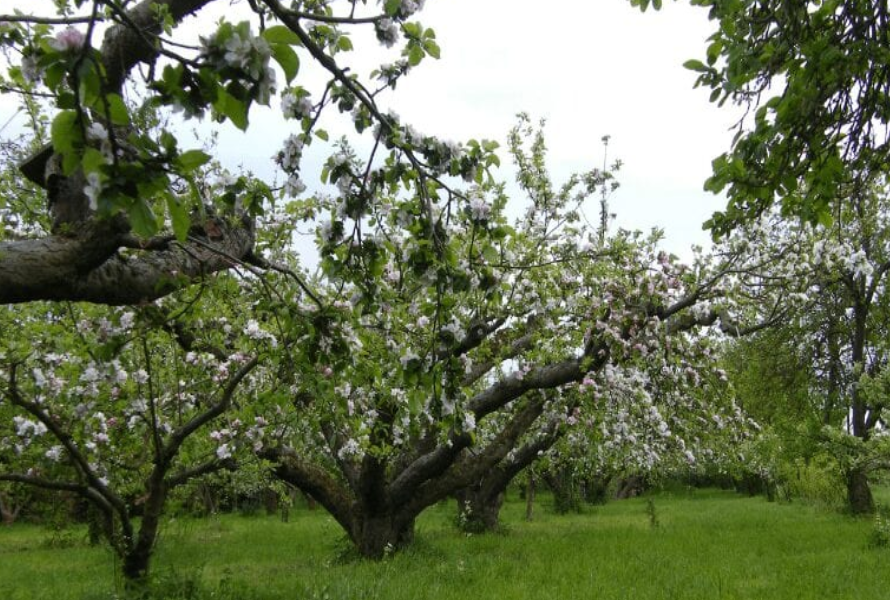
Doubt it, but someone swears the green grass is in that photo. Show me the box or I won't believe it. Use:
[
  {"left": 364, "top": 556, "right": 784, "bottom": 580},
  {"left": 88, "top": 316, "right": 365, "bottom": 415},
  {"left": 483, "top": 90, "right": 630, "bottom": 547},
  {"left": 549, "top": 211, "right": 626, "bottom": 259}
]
[{"left": 1, "top": 488, "right": 889, "bottom": 599}]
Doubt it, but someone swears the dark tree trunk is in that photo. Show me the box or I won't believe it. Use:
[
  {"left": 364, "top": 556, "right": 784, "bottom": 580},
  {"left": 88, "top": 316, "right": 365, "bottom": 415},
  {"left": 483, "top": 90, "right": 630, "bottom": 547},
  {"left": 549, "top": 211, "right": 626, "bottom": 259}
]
[
  {"left": 352, "top": 513, "right": 415, "bottom": 559},
  {"left": 615, "top": 475, "right": 647, "bottom": 500},
  {"left": 525, "top": 474, "right": 536, "bottom": 521},
  {"left": 582, "top": 474, "right": 612, "bottom": 505},
  {"left": 455, "top": 484, "right": 505, "bottom": 533},
  {"left": 544, "top": 468, "right": 581, "bottom": 513},
  {"left": 121, "top": 484, "right": 166, "bottom": 582},
  {"left": 846, "top": 467, "right": 874, "bottom": 515},
  {"left": 0, "top": 492, "right": 21, "bottom": 525}
]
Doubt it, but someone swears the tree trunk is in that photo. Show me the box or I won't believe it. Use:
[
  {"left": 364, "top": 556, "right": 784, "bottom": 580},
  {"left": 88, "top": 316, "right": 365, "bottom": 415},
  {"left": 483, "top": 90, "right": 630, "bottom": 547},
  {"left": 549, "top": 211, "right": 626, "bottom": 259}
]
[
  {"left": 0, "top": 492, "right": 21, "bottom": 525},
  {"left": 846, "top": 467, "right": 874, "bottom": 515},
  {"left": 582, "top": 475, "right": 612, "bottom": 505},
  {"left": 544, "top": 468, "right": 581, "bottom": 513},
  {"left": 525, "top": 474, "right": 536, "bottom": 521},
  {"left": 121, "top": 482, "right": 166, "bottom": 581},
  {"left": 353, "top": 513, "right": 415, "bottom": 559},
  {"left": 615, "top": 475, "right": 646, "bottom": 500},
  {"left": 455, "top": 484, "right": 505, "bottom": 533}
]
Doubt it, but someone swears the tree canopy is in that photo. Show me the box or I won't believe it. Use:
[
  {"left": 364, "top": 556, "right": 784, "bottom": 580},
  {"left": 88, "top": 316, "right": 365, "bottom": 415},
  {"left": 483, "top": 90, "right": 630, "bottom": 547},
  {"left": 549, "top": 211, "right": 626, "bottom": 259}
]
[{"left": 632, "top": 0, "right": 890, "bottom": 234}]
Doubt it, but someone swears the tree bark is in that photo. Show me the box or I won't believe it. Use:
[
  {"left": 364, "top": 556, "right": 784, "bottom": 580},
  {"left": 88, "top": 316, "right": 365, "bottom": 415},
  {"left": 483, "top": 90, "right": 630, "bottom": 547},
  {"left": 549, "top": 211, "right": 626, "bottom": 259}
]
[
  {"left": 846, "top": 466, "right": 874, "bottom": 515},
  {"left": 4, "top": 0, "right": 258, "bottom": 306},
  {"left": 456, "top": 484, "right": 505, "bottom": 533},
  {"left": 0, "top": 214, "right": 255, "bottom": 304},
  {"left": 352, "top": 512, "right": 415, "bottom": 559},
  {"left": 525, "top": 474, "right": 536, "bottom": 521}
]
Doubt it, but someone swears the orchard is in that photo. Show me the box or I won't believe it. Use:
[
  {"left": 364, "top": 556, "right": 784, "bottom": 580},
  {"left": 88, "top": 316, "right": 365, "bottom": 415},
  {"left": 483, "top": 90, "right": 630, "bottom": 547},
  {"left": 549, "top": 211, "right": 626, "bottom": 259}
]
[{"left": 1, "top": 0, "right": 890, "bottom": 595}]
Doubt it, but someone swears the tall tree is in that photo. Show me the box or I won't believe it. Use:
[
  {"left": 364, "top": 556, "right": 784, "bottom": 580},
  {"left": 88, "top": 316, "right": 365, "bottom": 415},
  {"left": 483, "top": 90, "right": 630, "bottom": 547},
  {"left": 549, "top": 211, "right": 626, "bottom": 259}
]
[{"left": 631, "top": 0, "right": 890, "bottom": 234}]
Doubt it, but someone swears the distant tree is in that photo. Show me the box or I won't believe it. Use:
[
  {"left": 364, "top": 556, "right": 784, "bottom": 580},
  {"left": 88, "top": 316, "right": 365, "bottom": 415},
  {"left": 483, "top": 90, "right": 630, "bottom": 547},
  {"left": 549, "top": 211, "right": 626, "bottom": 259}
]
[{"left": 717, "top": 188, "right": 890, "bottom": 513}]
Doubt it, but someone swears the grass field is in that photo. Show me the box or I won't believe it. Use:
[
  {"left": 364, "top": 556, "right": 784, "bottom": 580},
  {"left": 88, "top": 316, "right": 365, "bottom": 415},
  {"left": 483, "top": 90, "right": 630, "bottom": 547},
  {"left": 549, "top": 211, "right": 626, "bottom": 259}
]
[{"left": 1, "top": 488, "right": 888, "bottom": 599}]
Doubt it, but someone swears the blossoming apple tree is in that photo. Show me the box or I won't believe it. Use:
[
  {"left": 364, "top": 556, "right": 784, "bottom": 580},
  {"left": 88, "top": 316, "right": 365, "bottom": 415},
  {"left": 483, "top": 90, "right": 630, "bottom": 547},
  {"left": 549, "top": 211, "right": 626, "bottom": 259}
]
[
  {"left": 245, "top": 116, "right": 777, "bottom": 557},
  {"left": 0, "top": 0, "right": 788, "bottom": 572},
  {"left": 0, "top": 292, "right": 270, "bottom": 580},
  {"left": 718, "top": 187, "right": 890, "bottom": 513}
]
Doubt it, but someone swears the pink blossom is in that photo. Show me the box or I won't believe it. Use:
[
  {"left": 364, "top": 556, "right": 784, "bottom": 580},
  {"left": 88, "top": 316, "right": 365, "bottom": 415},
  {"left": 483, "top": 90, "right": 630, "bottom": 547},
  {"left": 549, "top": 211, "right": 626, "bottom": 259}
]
[{"left": 50, "top": 27, "right": 85, "bottom": 53}]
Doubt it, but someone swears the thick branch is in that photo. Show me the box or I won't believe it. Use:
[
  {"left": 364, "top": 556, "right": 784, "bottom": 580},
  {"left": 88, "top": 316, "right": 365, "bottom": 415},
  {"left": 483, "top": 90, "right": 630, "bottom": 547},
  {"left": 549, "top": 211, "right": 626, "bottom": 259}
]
[
  {"left": 261, "top": 446, "right": 354, "bottom": 535},
  {"left": 468, "top": 358, "right": 583, "bottom": 420},
  {"left": 404, "top": 395, "right": 548, "bottom": 516},
  {"left": 386, "top": 431, "right": 472, "bottom": 508},
  {"left": 100, "top": 0, "right": 214, "bottom": 95},
  {"left": 166, "top": 457, "right": 236, "bottom": 489},
  {"left": 0, "top": 215, "right": 255, "bottom": 305}
]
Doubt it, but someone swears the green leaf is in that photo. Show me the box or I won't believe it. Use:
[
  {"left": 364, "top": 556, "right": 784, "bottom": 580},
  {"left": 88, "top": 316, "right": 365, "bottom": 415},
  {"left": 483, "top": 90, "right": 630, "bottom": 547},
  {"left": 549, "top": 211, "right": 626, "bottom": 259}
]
[
  {"left": 261, "top": 25, "right": 302, "bottom": 46},
  {"left": 166, "top": 194, "right": 191, "bottom": 242},
  {"left": 77, "top": 61, "right": 101, "bottom": 106},
  {"left": 271, "top": 43, "right": 300, "bottom": 84},
  {"left": 482, "top": 245, "right": 499, "bottom": 263},
  {"left": 81, "top": 147, "right": 106, "bottom": 175},
  {"left": 129, "top": 198, "right": 159, "bottom": 238},
  {"left": 176, "top": 149, "right": 212, "bottom": 172},
  {"left": 683, "top": 59, "right": 708, "bottom": 72},
  {"left": 214, "top": 88, "right": 249, "bottom": 130},
  {"left": 337, "top": 36, "right": 354, "bottom": 52},
  {"left": 384, "top": 0, "right": 401, "bottom": 16},
  {"left": 407, "top": 44, "right": 424, "bottom": 66},
  {"left": 51, "top": 110, "right": 80, "bottom": 153},
  {"left": 315, "top": 129, "right": 329, "bottom": 142},
  {"left": 105, "top": 93, "right": 130, "bottom": 126},
  {"left": 422, "top": 39, "right": 440, "bottom": 59}
]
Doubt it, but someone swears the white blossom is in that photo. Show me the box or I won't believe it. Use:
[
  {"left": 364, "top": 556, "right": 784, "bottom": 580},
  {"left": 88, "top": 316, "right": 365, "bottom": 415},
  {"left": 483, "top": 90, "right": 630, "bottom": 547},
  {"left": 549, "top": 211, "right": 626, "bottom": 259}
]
[{"left": 375, "top": 18, "right": 399, "bottom": 47}]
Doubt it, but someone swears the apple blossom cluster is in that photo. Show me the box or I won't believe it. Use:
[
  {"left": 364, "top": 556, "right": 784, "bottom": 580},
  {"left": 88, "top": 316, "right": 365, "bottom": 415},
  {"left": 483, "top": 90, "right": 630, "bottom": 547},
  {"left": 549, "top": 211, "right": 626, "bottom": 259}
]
[
  {"left": 280, "top": 89, "right": 314, "bottom": 121},
  {"left": 49, "top": 26, "right": 85, "bottom": 53},
  {"left": 274, "top": 134, "right": 308, "bottom": 198},
  {"left": 200, "top": 22, "right": 276, "bottom": 104},
  {"left": 374, "top": 18, "right": 400, "bottom": 47},
  {"left": 244, "top": 320, "right": 279, "bottom": 347}
]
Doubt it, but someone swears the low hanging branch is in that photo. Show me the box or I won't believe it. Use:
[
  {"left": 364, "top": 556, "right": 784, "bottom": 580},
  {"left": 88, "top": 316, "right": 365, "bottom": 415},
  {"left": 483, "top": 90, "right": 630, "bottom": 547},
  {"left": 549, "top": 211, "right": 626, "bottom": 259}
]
[{"left": 0, "top": 214, "right": 255, "bottom": 304}]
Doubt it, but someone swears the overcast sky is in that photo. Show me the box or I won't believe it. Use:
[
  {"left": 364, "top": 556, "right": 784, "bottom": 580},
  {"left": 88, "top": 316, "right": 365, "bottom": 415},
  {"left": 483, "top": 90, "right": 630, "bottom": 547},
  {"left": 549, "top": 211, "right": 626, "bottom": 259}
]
[{"left": 2, "top": 0, "right": 740, "bottom": 256}]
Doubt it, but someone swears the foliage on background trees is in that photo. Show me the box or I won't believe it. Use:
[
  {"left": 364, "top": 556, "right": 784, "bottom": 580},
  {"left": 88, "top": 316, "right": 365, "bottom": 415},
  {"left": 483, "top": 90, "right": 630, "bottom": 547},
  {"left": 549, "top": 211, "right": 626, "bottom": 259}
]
[{"left": 718, "top": 186, "right": 890, "bottom": 513}]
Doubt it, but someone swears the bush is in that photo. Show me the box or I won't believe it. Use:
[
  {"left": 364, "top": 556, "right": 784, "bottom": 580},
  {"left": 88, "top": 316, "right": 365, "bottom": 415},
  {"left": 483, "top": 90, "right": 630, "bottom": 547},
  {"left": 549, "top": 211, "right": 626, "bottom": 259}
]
[{"left": 777, "top": 455, "right": 846, "bottom": 509}]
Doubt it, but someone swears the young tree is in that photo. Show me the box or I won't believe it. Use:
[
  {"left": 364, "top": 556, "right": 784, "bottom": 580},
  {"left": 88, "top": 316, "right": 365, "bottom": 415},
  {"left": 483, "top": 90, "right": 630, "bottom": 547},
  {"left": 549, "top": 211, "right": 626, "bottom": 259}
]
[{"left": 0, "top": 295, "right": 267, "bottom": 581}]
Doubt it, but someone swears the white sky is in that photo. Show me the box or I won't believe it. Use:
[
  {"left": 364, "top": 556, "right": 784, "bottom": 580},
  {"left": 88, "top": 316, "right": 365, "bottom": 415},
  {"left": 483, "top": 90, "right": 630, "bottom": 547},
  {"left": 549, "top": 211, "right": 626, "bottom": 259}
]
[{"left": 1, "top": 0, "right": 739, "bottom": 256}]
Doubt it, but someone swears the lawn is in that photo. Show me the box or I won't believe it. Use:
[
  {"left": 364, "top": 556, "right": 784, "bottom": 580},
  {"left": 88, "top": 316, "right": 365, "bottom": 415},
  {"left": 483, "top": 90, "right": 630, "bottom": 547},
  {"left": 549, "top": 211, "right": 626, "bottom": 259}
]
[{"left": 1, "top": 488, "right": 888, "bottom": 599}]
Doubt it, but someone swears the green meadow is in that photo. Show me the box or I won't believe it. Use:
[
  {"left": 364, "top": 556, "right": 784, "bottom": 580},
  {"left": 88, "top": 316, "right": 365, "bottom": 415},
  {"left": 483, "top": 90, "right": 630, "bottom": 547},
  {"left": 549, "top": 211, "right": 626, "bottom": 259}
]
[{"left": 1, "top": 488, "right": 888, "bottom": 600}]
